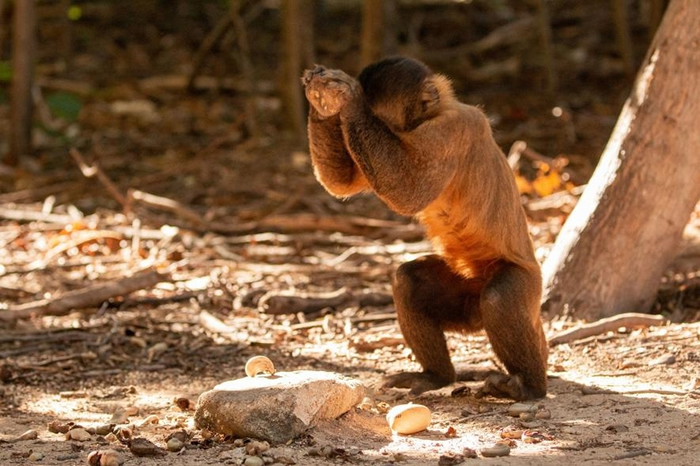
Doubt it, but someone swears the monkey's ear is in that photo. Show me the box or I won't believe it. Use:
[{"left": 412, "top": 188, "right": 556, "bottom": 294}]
[{"left": 421, "top": 79, "right": 440, "bottom": 112}]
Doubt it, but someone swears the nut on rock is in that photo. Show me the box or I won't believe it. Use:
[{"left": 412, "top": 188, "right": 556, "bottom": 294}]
[{"left": 245, "top": 356, "right": 276, "bottom": 377}]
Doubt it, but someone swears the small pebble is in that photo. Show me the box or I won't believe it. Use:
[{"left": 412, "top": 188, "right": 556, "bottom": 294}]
[
  {"left": 243, "top": 456, "right": 265, "bottom": 466},
  {"left": 17, "top": 429, "right": 39, "bottom": 441},
  {"left": 500, "top": 426, "right": 524, "bottom": 439},
  {"left": 95, "top": 424, "right": 113, "bottom": 436},
  {"left": 507, "top": 403, "right": 537, "bottom": 417},
  {"left": 606, "top": 424, "right": 629, "bottom": 433},
  {"left": 87, "top": 449, "right": 123, "bottom": 466},
  {"left": 522, "top": 430, "right": 548, "bottom": 443},
  {"left": 437, "top": 453, "right": 464, "bottom": 465},
  {"left": 128, "top": 437, "right": 166, "bottom": 457},
  {"left": 480, "top": 442, "right": 511, "bottom": 458},
  {"left": 28, "top": 451, "right": 44, "bottom": 461},
  {"left": 167, "top": 437, "right": 184, "bottom": 452},
  {"left": 48, "top": 421, "right": 73, "bottom": 434},
  {"left": 138, "top": 415, "right": 160, "bottom": 428},
  {"left": 535, "top": 409, "right": 552, "bottom": 420},
  {"left": 245, "top": 440, "right": 270, "bottom": 456},
  {"left": 67, "top": 428, "right": 92, "bottom": 442},
  {"left": 648, "top": 354, "right": 676, "bottom": 366}
]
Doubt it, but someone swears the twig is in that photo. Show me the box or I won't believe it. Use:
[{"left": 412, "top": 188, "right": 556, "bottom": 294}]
[
  {"left": 70, "top": 148, "right": 127, "bottom": 205},
  {"left": 350, "top": 335, "right": 404, "bottom": 352},
  {"left": 1, "top": 268, "right": 169, "bottom": 321},
  {"left": 0, "top": 206, "right": 80, "bottom": 224},
  {"left": 583, "top": 386, "right": 687, "bottom": 397},
  {"left": 198, "top": 310, "right": 244, "bottom": 343},
  {"left": 128, "top": 189, "right": 205, "bottom": 226},
  {"left": 612, "top": 449, "right": 651, "bottom": 460},
  {"left": 549, "top": 313, "right": 668, "bottom": 346}
]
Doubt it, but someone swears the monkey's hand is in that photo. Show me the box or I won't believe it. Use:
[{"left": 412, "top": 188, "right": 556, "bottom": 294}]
[{"left": 302, "top": 66, "right": 359, "bottom": 118}]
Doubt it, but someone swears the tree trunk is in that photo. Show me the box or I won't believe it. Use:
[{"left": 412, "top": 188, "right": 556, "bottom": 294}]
[
  {"left": 7, "top": 0, "right": 36, "bottom": 166},
  {"left": 541, "top": 0, "right": 700, "bottom": 321},
  {"left": 359, "top": 0, "right": 396, "bottom": 68},
  {"left": 280, "top": 0, "right": 313, "bottom": 142}
]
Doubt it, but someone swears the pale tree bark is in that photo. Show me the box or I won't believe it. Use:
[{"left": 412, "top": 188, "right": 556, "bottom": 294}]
[
  {"left": 7, "top": 0, "right": 36, "bottom": 166},
  {"left": 541, "top": 0, "right": 700, "bottom": 321}
]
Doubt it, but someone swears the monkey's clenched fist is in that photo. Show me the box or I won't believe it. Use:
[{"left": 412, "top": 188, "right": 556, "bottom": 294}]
[{"left": 302, "top": 66, "right": 359, "bottom": 118}]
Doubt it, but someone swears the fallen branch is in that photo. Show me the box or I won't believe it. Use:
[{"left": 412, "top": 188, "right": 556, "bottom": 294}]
[
  {"left": 259, "top": 288, "right": 353, "bottom": 315},
  {"left": 70, "top": 148, "right": 127, "bottom": 205},
  {"left": 350, "top": 335, "right": 404, "bottom": 352},
  {"left": 259, "top": 288, "right": 393, "bottom": 315},
  {"left": 548, "top": 312, "right": 668, "bottom": 346},
  {"left": 0, "top": 206, "right": 79, "bottom": 224},
  {"left": 207, "top": 213, "right": 422, "bottom": 238},
  {"left": 1, "top": 268, "right": 169, "bottom": 321},
  {"left": 581, "top": 386, "right": 689, "bottom": 396}
]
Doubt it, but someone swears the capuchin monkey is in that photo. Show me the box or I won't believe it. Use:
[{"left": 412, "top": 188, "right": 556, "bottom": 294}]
[{"left": 302, "top": 57, "right": 547, "bottom": 401}]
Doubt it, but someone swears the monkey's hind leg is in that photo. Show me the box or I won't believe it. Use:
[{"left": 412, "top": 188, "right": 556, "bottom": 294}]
[
  {"left": 383, "top": 255, "right": 483, "bottom": 395},
  {"left": 478, "top": 264, "right": 548, "bottom": 401}
]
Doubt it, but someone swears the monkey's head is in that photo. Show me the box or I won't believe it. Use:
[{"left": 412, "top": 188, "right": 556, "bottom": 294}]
[{"left": 359, "top": 57, "right": 454, "bottom": 131}]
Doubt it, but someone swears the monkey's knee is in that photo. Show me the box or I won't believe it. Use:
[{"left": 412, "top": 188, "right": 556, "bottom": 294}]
[{"left": 394, "top": 255, "right": 443, "bottom": 291}]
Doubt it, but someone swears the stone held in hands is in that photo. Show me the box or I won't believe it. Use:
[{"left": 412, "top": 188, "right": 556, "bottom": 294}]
[{"left": 194, "top": 370, "right": 365, "bottom": 443}]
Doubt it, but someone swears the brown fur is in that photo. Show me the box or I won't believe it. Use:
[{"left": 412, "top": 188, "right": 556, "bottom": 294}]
[{"left": 303, "top": 57, "right": 548, "bottom": 400}]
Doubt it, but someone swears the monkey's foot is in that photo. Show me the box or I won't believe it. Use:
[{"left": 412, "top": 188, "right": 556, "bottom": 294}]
[
  {"left": 381, "top": 371, "right": 453, "bottom": 395},
  {"left": 474, "top": 373, "right": 542, "bottom": 401},
  {"left": 302, "top": 67, "right": 358, "bottom": 118}
]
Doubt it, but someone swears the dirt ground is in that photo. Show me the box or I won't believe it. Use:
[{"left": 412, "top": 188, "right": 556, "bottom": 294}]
[
  {"left": 1, "top": 1, "right": 699, "bottom": 465},
  {"left": 0, "top": 311, "right": 698, "bottom": 465}
]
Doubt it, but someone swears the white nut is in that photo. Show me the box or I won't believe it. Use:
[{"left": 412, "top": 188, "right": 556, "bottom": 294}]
[
  {"left": 244, "top": 356, "right": 276, "bottom": 377},
  {"left": 386, "top": 403, "right": 431, "bottom": 435}
]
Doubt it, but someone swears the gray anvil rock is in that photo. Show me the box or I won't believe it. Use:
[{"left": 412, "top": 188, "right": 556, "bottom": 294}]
[{"left": 194, "top": 370, "right": 365, "bottom": 443}]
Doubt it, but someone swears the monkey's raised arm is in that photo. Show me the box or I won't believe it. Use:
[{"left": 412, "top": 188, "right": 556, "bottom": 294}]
[
  {"left": 307, "top": 112, "right": 370, "bottom": 197},
  {"left": 303, "top": 67, "right": 370, "bottom": 198},
  {"left": 339, "top": 96, "right": 461, "bottom": 216}
]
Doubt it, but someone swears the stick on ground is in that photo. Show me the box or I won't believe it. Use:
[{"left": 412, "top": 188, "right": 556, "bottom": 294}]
[
  {"left": 1, "top": 268, "right": 169, "bottom": 321},
  {"left": 549, "top": 312, "right": 668, "bottom": 346}
]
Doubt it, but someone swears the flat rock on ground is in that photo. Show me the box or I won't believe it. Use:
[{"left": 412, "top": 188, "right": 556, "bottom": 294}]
[{"left": 194, "top": 370, "right": 365, "bottom": 443}]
